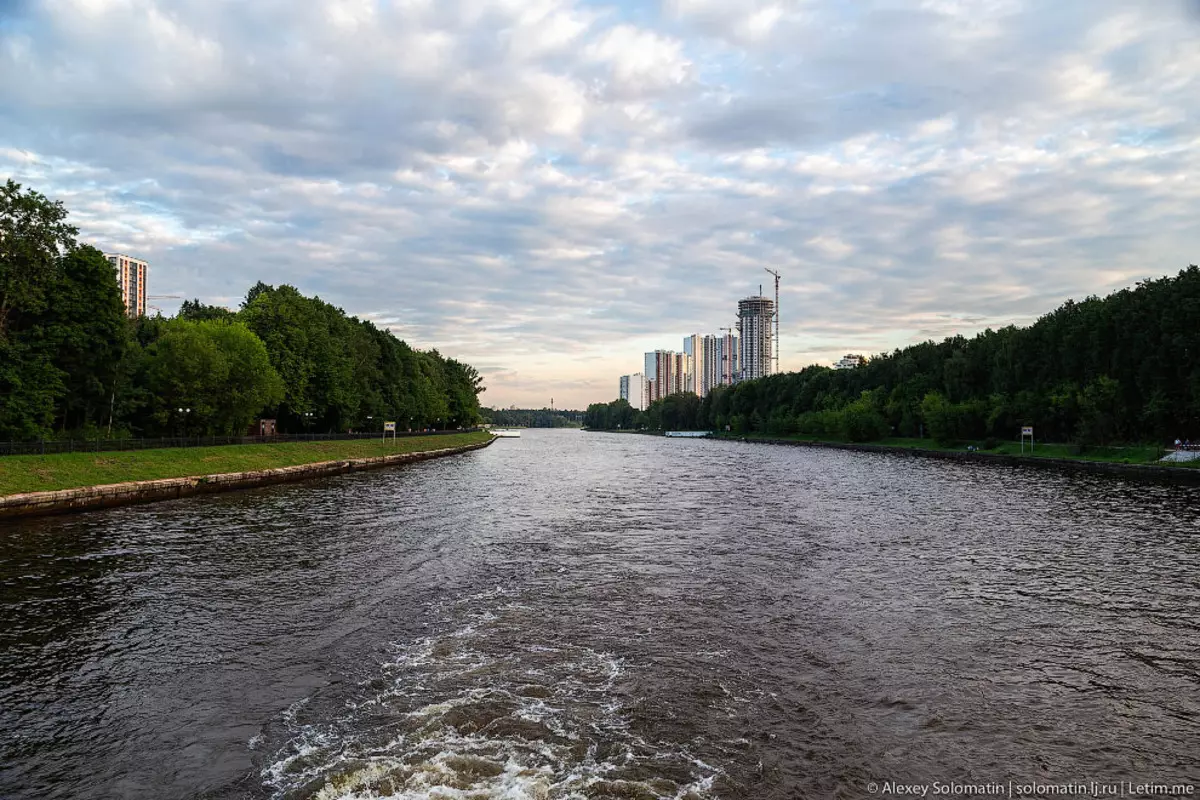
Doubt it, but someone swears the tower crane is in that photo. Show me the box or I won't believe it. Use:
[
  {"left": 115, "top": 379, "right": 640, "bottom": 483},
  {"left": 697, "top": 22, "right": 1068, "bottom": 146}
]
[
  {"left": 146, "top": 294, "right": 181, "bottom": 316},
  {"left": 764, "top": 269, "right": 780, "bottom": 375}
]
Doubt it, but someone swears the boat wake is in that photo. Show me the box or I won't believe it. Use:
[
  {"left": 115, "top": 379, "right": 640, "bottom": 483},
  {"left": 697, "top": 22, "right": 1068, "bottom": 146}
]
[{"left": 261, "top": 590, "right": 720, "bottom": 799}]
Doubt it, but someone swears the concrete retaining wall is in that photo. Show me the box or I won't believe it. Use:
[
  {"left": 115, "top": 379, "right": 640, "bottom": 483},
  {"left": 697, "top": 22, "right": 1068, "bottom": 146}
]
[
  {"left": 720, "top": 436, "right": 1200, "bottom": 485},
  {"left": 0, "top": 438, "right": 494, "bottom": 520}
]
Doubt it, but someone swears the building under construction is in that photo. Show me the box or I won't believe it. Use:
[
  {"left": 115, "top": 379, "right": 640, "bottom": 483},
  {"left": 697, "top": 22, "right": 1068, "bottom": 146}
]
[{"left": 737, "top": 295, "right": 775, "bottom": 381}]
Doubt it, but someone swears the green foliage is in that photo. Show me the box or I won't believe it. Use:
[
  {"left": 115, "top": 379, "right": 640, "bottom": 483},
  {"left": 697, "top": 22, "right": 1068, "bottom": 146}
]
[
  {"left": 920, "top": 392, "right": 957, "bottom": 445},
  {"left": 484, "top": 408, "right": 583, "bottom": 427},
  {"left": 655, "top": 392, "right": 702, "bottom": 431},
  {"left": 0, "top": 432, "right": 491, "bottom": 495},
  {"left": 0, "top": 339, "right": 62, "bottom": 440},
  {"left": 0, "top": 179, "right": 78, "bottom": 340},
  {"left": 239, "top": 284, "right": 482, "bottom": 433},
  {"left": 584, "top": 398, "right": 637, "bottom": 430},
  {"left": 178, "top": 298, "right": 235, "bottom": 322},
  {"left": 0, "top": 184, "right": 117, "bottom": 439},
  {"left": 0, "top": 184, "right": 486, "bottom": 441},
  {"left": 1076, "top": 375, "right": 1124, "bottom": 446},
  {"left": 141, "top": 319, "right": 285, "bottom": 435},
  {"left": 584, "top": 393, "right": 707, "bottom": 432},
  {"left": 606, "top": 265, "right": 1200, "bottom": 447},
  {"left": 44, "top": 246, "right": 129, "bottom": 433},
  {"left": 839, "top": 393, "right": 890, "bottom": 442}
]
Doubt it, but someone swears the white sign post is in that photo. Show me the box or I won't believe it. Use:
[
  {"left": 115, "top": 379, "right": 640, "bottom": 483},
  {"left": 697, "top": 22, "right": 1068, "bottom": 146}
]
[
  {"left": 384, "top": 421, "right": 396, "bottom": 443},
  {"left": 1021, "top": 425, "right": 1034, "bottom": 454}
]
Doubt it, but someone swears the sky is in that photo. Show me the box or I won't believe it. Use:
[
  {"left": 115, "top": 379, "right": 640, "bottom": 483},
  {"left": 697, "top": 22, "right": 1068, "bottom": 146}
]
[{"left": 2, "top": 0, "right": 1198, "bottom": 409}]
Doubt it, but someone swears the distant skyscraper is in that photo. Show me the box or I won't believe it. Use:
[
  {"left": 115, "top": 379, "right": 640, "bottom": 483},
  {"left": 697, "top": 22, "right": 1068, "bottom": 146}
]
[
  {"left": 683, "top": 335, "right": 704, "bottom": 396},
  {"left": 645, "top": 351, "right": 661, "bottom": 402},
  {"left": 737, "top": 295, "right": 774, "bottom": 381},
  {"left": 718, "top": 332, "right": 739, "bottom": 387},
  {"left": 104, "top": 253, "right": 148, "bottom": 317},
  {"left": 672, "top": 352, "right": 690, "bottom": 395},
  {"left": 619, "top": 373, "right": 648, "bottom": 411},
  {"left": 685, "top": 334, "right": 734, "bottom": 397},
  {"left": 701, "top": 335, "right": 720, "bottom": 396},
  {"left": 644, "top": 350, "right": 690, "bottom": 402}
]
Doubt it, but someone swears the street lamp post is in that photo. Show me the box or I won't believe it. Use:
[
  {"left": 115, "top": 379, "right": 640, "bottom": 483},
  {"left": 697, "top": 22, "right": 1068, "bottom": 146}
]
[{"left": 177, "top": 407, "right": 191, "bottom": 438}]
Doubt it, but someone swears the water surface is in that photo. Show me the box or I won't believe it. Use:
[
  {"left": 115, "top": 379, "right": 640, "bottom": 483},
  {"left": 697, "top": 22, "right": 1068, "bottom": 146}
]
[{"left": 1, "top": 430, "right": 1198, "bottom": 798}]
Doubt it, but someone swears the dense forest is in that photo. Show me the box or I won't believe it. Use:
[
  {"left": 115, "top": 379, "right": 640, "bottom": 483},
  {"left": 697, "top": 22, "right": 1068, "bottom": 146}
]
[
  {"left": 482, "top": 408, "right": 583, "bottom": 428},
  {"left": 0, "top": 180, "right": 484, "bottom": 441},
  {"left": 587, "top": 265, "right": 1200, "bottom": 446}
]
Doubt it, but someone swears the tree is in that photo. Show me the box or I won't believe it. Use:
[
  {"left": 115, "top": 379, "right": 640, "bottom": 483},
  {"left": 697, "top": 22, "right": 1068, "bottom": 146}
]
[
  {"left": 141, "top": 319, "right": 284, "bottom": 435},
  {"left": 0, "top": 180, "right": 80, "bottom": 439},
  {"left": 0, "top": 179, "right": 78, "bottom": 340},
  {"left": 178, "top": 299, "right": 235, "bottom": 322},
  {"left": 205, "top": 321, "right": 286, "bottom": 434},
  {"left": 44, "top": 246, "right": 129, "bottom": 433},
  {"left": 0, "top": 182, "right": 490, "bottom": 442},
  {"left": 1076, "top": 376, "right": 1124, "bottom": 446}
]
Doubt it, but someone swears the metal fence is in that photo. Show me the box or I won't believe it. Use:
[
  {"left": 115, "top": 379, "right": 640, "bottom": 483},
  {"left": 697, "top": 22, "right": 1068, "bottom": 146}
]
[{"left": 0, "top": 428, "right": 481, "bottom": 457}]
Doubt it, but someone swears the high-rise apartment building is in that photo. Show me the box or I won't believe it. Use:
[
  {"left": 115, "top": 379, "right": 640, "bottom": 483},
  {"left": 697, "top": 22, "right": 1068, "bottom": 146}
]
[
  {"left": 685, "top": 333, "right": 739, "bottom": 397},
  {"left": 619, "top": 373, "right": 649, "bottom": 411},
  {"left": 673, "top": 352, "right": 690, "bottom": 395},
  {"left": 718, "top": 332, "right": 739, "bottom": 387},
  {"left": 104, "top": 253, "right": 148, "bottom": 317},
  {"left": 644, "top": 352, "right": 660, "bottom": 402},
  {"left": 644, "top": 350, "right": 691, "bottom": 402},
  {"left": 700, "top": 335, "right": 719, "bottom": 397},
  {"left": 705, "top": 335, "right": 724, "bottom": 393},
  {"left": 737, "top": 295, "right": 775, "bottom": 381},
  {"left": 683, "top": 335, "right": 705, "bottom": 396}
]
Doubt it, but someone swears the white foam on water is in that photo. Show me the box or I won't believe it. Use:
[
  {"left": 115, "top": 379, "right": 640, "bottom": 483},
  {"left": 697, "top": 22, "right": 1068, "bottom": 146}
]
[
  {"left": 310, "top": 751, "right": 558, "bottom": 800},
  {"left": 261, "top": 590, "right": 722, "bottom": 800}
]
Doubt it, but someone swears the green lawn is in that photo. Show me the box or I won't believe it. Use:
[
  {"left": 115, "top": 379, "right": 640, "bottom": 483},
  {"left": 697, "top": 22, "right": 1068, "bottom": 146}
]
[
  {"left": 0, "top": 432, "right": 492, "bottom": 496},
  {"left": 719, "top": 432, "right": 1179, "bottom": 466}
]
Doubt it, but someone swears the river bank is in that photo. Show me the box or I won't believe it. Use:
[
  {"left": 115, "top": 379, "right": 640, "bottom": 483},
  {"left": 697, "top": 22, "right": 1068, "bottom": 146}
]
[
  {"left": 0, "top": 432, "right": 493, "bottom": 518},
  {"left": 4, "top": 429, "right": 1196, "bottom": 799},
  {"left": 711, "top": 433, "right": 1200, "bottom": 483}
]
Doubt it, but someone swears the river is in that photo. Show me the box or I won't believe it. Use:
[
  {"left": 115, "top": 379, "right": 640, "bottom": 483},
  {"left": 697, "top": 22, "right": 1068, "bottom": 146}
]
[{"left": 1, "top": 430, "right": 1198, "bottom": 799}]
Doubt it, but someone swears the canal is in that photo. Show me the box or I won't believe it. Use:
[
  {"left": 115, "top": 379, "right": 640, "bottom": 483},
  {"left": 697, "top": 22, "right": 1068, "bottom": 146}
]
[{"left": 1, "top": 430, "right": 1198, "bottom": 798}]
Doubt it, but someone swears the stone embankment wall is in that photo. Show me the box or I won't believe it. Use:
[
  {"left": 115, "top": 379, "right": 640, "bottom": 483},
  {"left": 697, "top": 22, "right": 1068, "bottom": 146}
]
[
  {"left": 725, "top": 437, "right": 1200, "bottom": 484},
  {"left": 0, "top": 438, "right": 494, "bottom": 520}
]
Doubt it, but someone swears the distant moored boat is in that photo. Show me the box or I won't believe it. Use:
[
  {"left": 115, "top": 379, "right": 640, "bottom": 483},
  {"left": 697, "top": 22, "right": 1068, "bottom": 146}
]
[{"left": 492, "top": 429, "right": 521, "bottom": 438}]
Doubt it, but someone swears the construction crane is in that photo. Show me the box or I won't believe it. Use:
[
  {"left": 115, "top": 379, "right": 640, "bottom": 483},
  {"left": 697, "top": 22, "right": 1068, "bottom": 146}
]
[
  {"left": 146, "top": 294, "right": 181, "bottom": 317},
  {"left": 764, "top": 268, "right": 780, "bottom": 375}
]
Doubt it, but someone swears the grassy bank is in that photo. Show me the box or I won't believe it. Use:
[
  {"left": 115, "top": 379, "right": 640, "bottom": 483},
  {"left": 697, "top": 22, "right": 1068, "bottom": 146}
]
[
  {"left": 711, "top": 432, "right": 1188, "bottom": 467},
  {"left": 0, "top": 432, "right": 492, "bottom": 496}
]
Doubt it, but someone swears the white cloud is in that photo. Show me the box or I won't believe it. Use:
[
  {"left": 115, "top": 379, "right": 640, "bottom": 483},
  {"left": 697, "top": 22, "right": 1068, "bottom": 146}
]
[
  {"left": 1, "top": 0, "right": 1198, "bottom": 405},
  {"left": 584, "top": 25, "right": 692, "bottom": 95}
]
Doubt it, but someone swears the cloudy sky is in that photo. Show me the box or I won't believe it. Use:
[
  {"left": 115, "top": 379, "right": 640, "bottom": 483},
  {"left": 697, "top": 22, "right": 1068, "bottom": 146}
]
[{"left": 2, "top": 0, "right": 1198, "bottom": 408}]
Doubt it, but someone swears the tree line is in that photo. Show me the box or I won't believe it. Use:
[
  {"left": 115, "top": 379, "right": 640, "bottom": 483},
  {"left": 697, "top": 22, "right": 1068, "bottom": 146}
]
[
  {"left": 482, "top": 408, "right": 583, "bottom": 428},
  {"left": 586, "top": 264, "right": 1200, "bottom": 446},
  {"left": 0, "top": 180, "right": 484, "bottom": 441}
]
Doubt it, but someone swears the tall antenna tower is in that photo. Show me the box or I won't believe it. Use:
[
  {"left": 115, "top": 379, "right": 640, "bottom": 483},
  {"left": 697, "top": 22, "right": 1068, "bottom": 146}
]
[{"left": 764, "top": 268, "right": 780, "bottom": 374}]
